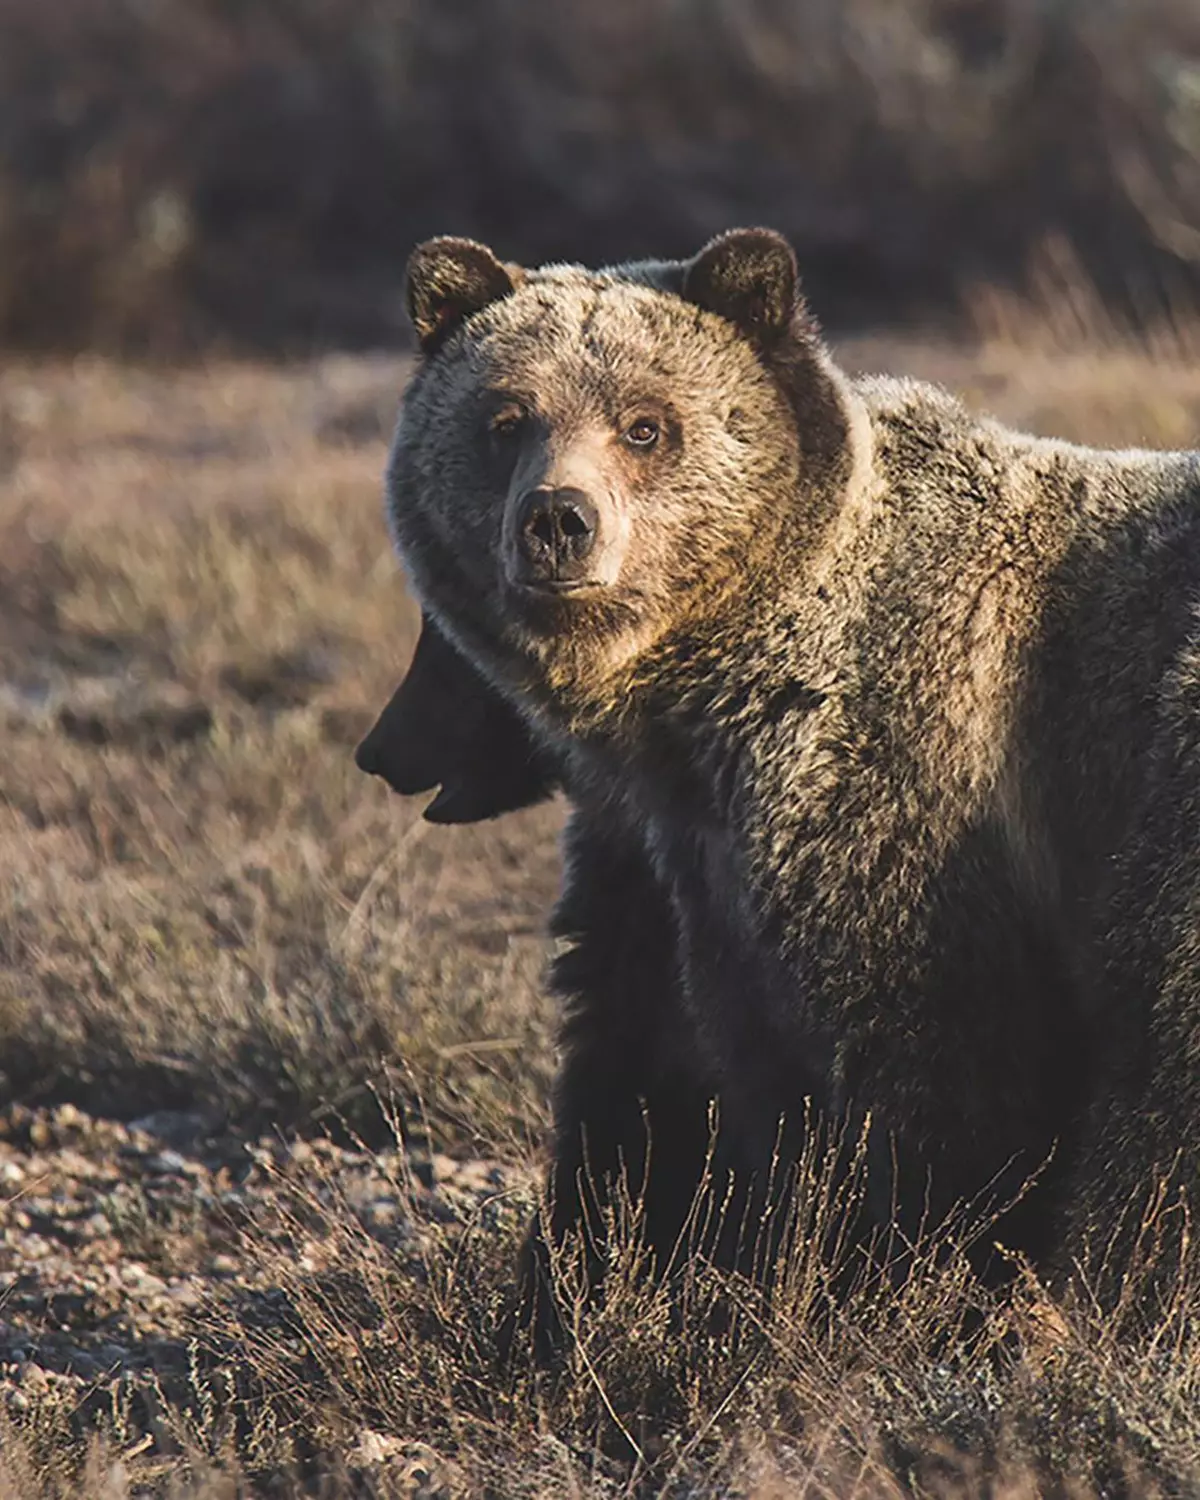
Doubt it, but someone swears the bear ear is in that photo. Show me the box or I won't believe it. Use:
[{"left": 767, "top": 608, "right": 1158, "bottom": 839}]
[
  {"left": 355, "top": 614, "right": 558, "bottom": 823},
  {"left": 406, "top": 237, "right": 519, "bottom": 356},
  {"left": 682, "top": 229, "right": 801, "bottom": 346},
  {"left": 684, "top": 229, "right": 870, "bottom": 501}
]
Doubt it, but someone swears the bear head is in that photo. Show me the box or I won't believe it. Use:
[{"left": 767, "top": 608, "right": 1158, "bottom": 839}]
[
  {"left": 355, "top": 612, "right": 559, "bottom": 822},
  {"left": 385, "top": 227, "right": 869, "bottom": 734}
]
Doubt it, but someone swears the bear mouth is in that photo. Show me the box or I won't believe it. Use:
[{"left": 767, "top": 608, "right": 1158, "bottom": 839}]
[
  {"left": 511, "top": 577, "right": 604, "bottom": 598},
  {"left": 503, "top": 576, "right": 645, "bottom": 647}
]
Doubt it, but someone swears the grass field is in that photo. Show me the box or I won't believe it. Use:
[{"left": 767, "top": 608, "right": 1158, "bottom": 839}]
[{"left": 5, "top": 319, "right": 1200, "bottom": 1495}]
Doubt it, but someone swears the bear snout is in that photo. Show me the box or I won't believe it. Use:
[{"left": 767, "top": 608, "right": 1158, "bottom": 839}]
[{"left": 512, "top": 486, "right": 600, "bottom": 590}]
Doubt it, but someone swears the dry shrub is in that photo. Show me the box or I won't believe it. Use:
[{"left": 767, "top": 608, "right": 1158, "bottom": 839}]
[
  {"left": 183, "top": 1113, "right": 1200, "bottom": 1498},
  {"left": 4, "top": 0, "right": 1200, "bottom": 352}
]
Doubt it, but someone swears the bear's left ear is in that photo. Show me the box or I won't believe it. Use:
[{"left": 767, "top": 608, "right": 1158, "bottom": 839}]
[
  {"left": 686, "top": 228, "right": 871, "bottom": 499},
  {"left": 406, "top": 237, "right": 520, "bottom": 356},
  {"left": 682, "top": 229, "right": 801, "bottom": 347}
]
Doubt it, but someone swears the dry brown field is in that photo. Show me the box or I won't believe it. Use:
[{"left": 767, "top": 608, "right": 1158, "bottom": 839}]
[{"left": 4, "top": 313, "right": 1200, "bottom": 1496}]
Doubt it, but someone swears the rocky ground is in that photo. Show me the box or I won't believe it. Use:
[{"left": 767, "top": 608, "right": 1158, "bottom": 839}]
[{"left": 0, "top": 1099, "right": 533, "bottom": 1493}]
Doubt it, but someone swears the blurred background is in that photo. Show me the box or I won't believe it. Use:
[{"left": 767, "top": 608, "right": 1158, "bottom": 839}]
[{"left": 4, "top": 0, "right": 1200, "bottom": 356}]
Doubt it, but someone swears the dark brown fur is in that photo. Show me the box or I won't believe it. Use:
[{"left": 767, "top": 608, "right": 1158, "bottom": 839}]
[
  {"left": 356, "top": 616, "right": 556, "bottom": 823},
  {"left": 360, "top": 228, "right": 1200, "bottom": 1334}
]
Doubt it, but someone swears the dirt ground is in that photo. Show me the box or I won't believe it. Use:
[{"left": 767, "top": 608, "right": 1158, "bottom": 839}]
[{"left": 5, "top": 321, "right": 1200, "bottom": 1495}]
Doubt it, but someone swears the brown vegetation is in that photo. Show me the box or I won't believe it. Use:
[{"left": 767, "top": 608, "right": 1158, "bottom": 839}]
[
  {"left": 3, "top": 0, "right": 1200, "bottom": 354},
  {"left": 4, "top": 323, "right": 1200, "bottom": 1494}
]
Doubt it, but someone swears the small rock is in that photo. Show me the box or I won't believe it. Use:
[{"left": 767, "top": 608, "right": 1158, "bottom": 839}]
[
  {"left": 127, "top": 1111, "right": 210, "bottom": 1152},
  {"left": 18, "top": 1362, "right": 48, "bottom": 1392},
  {"left": 361, "top": 1199, "right": 401, "bottom": 1230},
  {"left": 352, "top": 1428, "right": 406, "bottom": 1466},
  {"left": 430, "top": 1153, "right": 457, "bottom": 1186},
  {"left": 348, "top": 1435, "right": 462, "bottom": 1499},
  {"left": 146, "top": 1150, "right": 188, "bottom": 1177}
]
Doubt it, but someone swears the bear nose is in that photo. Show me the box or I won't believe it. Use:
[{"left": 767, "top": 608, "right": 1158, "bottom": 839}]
[{"left": 515, "top": 487, "right": 598, "bottom": 578}]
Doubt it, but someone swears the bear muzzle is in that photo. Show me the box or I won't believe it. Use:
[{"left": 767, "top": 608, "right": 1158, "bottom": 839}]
[{"left": 510, "top": 486, "right": 601, "bottom": 592}]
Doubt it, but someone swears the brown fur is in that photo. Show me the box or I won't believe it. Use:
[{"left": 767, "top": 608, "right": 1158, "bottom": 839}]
[{"left": 362, "top": 228, "right": 1200, "bottom": 1334}]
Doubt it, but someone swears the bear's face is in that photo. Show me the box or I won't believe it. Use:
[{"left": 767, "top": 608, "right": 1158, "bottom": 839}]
[{"left": 388, "top": 230, "right": 862, "bottom": 714}]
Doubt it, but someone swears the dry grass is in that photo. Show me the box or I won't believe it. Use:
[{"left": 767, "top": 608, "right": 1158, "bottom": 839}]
[
  {"left": 0, "top": 353, "right": 562, "bottom": 1149},
  {"left": 4, "top": 323, "right": 1200, "bottom": 1493}
]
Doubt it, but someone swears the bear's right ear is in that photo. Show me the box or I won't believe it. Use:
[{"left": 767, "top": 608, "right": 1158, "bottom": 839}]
[
  {"left": 406, "top": 238, "right": 519, "bottom": 356},
  {"left": 356, "top": 614, "right": 558, "bottom": 823}
]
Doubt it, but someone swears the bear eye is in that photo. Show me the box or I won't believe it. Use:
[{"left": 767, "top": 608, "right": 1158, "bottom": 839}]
[
  {"left": 623, "top": 417, "right": 660, "bottom": 451},
  {"left": 489, "top": 405, "right": 527, "bottom": 441}
]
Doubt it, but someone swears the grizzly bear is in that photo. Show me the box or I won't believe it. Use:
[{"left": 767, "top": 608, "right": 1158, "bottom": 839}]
[{"left": 359, "top": 227, "right": 1200, "bottom": 1324}]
